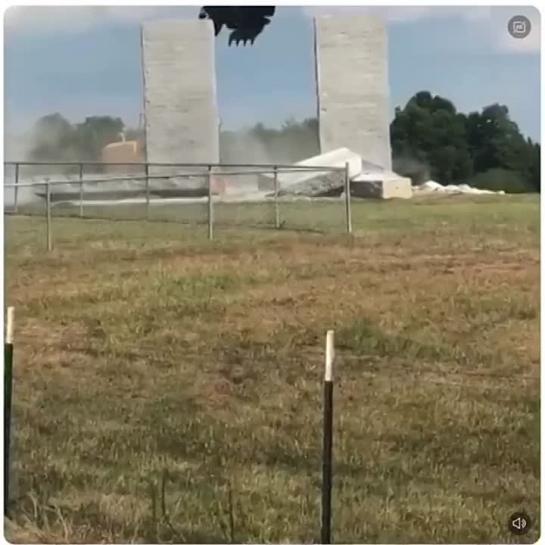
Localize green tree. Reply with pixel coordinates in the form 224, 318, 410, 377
391, 92, 540, 192
466, 104, 540, 192
29, 114, 124, 163
73, 116, 125, 161
390, 91, 473, 184
28, 113, 76, 162
527, 139, 541, 192
467, 104, 531, 172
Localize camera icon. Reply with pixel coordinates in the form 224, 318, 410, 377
508, 16, 531, 39
513, 21, 527, 34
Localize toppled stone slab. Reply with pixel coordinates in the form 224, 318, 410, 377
351, 171, 412, 199
30, 171, 225, 203
258, 148, 362, 196
259, 149, 412, 200
277, 171, 344, 197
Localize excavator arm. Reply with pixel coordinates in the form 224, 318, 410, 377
199, 6, 276, 46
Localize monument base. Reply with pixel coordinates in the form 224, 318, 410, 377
351, 176, 413, 199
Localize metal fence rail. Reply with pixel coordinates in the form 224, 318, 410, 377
4, 160, 347, 169
4, 160, 352, 250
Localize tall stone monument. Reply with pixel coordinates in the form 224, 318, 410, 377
141, 20, 220, 171
314, 15, 392, 170
141, 15, 392, 173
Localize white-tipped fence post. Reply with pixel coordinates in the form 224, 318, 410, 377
273, 166, 280, 229
344, 162, 352, 234
46, 180, 52, 251
4, 306, 15, 517
321, 330, 335, 544
207, 165, 214, 240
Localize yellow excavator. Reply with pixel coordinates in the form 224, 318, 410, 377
101, 134, 144, 174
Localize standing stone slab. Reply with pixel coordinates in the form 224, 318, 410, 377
142, 20, 219, 173
314, 16, 392, 170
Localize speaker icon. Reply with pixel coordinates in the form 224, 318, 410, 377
509, 512, 531, 535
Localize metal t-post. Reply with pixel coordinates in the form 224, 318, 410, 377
344, 162, 352, 234
4, 307, 14, 518
321, 330, 335, 544
274, 166, 280, 229
207, 165, 214, 240
14, 163, 19, 214
79, 163, 84, 218
46, 180, 52, 251
145, 163, 150, 221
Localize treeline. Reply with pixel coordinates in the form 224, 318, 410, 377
390, 91, 540, 192
224, 92, 540, 192
24, 113, 144, 175
28, 113, 138, 162
26, 91, 540, 192
25, 113, 317, 165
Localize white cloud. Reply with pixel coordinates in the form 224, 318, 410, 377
6, 5, 540, 55
4, 6, 197, 36
301, 6, 493, 24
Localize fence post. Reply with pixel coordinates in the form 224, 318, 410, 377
344, 162, 352, 234
4, 306, 14, 517
145, 163, 150, 221
321, 330, 335, 544
207, 165, 214, 240
274, 166, 280, 229
79, 163, 84, 218
46, 180, 52, 251
13, 163, 19, 214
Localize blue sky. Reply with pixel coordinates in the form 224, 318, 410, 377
4, 5, 541, 155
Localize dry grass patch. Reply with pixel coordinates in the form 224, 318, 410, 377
4, 195, 539, 543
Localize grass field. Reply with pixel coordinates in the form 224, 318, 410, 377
4, 194, 540, 543
11, 195, 350, 234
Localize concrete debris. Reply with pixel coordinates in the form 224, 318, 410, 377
415, 180, 506, 195
16, 150, 512, 206
24, 173, 223, 204
28, 147, 413, 203
259, 148, 412, 199
351, 160, 412, 199
258, 147, 361, 196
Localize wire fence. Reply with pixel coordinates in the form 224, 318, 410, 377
4, 161, 352, 249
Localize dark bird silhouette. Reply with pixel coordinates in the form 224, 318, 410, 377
198, 6, 275, 46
